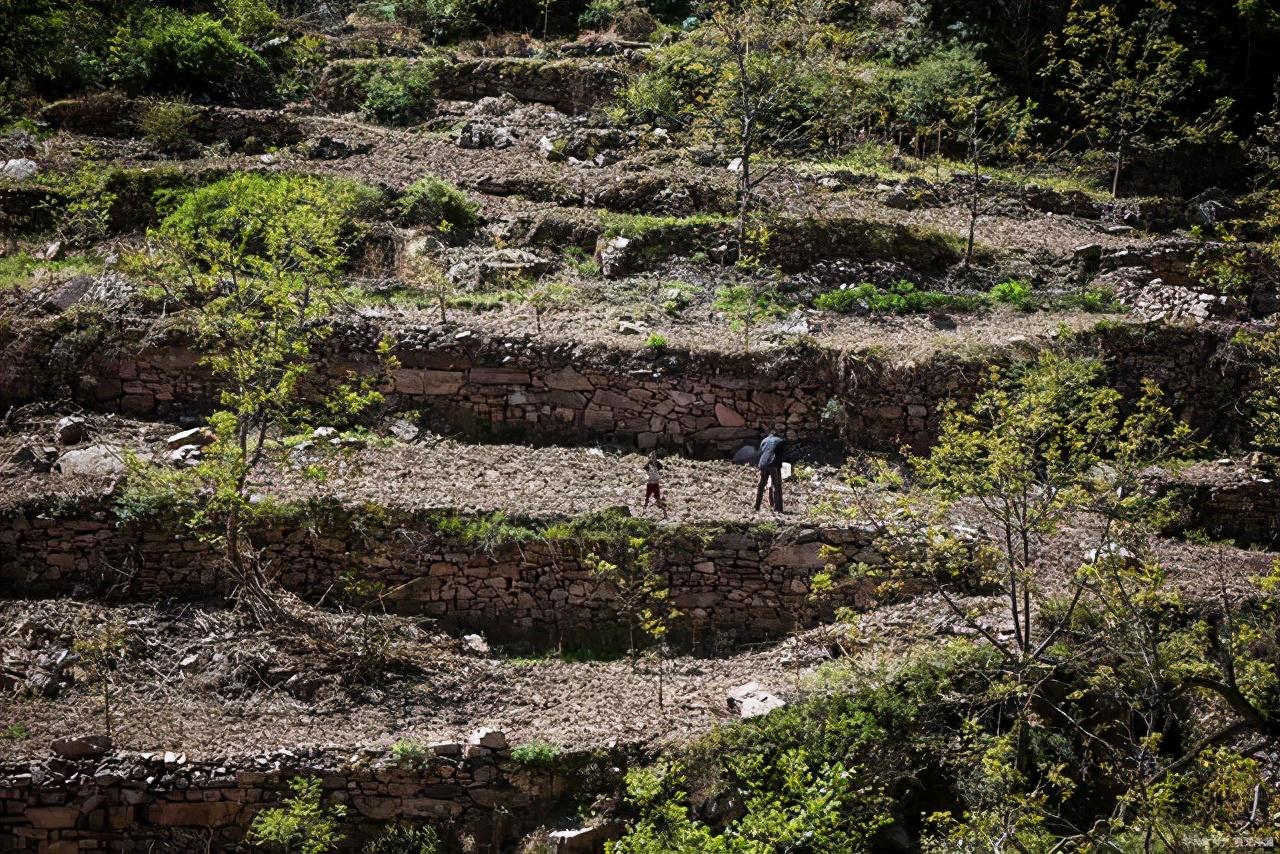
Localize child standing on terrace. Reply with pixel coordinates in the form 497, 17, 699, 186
643, 451, 669, 518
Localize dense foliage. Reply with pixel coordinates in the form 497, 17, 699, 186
615, 356, 1280, 850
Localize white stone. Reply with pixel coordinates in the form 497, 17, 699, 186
1, 158, 39, 180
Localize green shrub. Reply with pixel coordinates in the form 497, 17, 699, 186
363, 824, 442, 854
1060, 286, 1123, 313
988, 278, 1034, 310
108, 9, 269, 99
644, 332, 668, 350
814, 280, 986, 314
217, 0, 282, 41
1, 723, 28, 740
563, 245, 601, 277
357, 58, 443, 126
156, 173, 384, 266
812, 287, 861, 313
390, 739, 430, 770
396, 176, 479, 230
138, 99, 200, 155
247, 776, 346, 854
510, 739, 563, 767
389, 0, 483, 42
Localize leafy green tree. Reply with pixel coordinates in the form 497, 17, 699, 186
402, 250, 458, 324
1044, 0, 1233, 197
713, 281, 784, 352
624, 0, 840, 248
948, 82, 1038, 272
124, 174, 392, 622
521, 279, 576, 334
248, 776, 346, 854
72, 620, 129, 738
833, 355, 1280, 846
585, 533, 680, 706
586, 535, 678, 656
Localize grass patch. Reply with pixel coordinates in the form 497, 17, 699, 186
600, 211, 731, 239
563, 245, 600, 277
510, 739, 563, 767
795, 146, 1109, 199
0, 253, 102, 288
1, 723, 29, 740
814, 280, 987, 314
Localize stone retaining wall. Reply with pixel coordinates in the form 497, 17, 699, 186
318, 56, 629, 115
0, 501, 882, 651
0, 740, 612, 852
0, 318, 1259, 457
1164, 462, 1280, 549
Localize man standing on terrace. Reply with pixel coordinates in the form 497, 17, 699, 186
754, 428, 787, 513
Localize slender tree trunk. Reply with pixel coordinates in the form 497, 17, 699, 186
103, 679, 112, 738
1111, 132, 1126, 199
738, 123, 752, 255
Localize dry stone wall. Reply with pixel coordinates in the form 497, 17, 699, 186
318, 56, 629, 115
0, 739, 610, 852
0, 317, 1260, 457
0, 500, 882, 650
1162, 461, 1280, 549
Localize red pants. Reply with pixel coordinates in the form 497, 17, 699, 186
645, 483, 662, 502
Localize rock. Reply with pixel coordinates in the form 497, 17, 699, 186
42, 274, 96, 312
715, 403, 745, 427
598, 235, 633, 278
617, 320, 646, 335
1084, 542, 1138, 568
1104, 224, 1134, 235
928, 312, 956, 330
167, 445, 202, 466
544, 366, 594, 392
51, 733, 112, 760
53, 415, 86, 446
461, 634, 491, 655
1, 158, 39, 180
538, 135, 564, 161
4, 444, 58, 473
39, 240, 65, 261
165, 427, 215, 450
448, 248, 551, 288
313, 426, 338, 439
727, 157, 742, 173
732, 445, 758, 465
467, 728, 508, 750
56, 444, 125, 478
727, 683, 786, 718
550, 824, 621, 853
388, 419, 419, 442
884, 185, 914, 210
1072, 243, 1103, 266
299, 135, 370, 160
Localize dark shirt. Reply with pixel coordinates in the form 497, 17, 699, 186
757, 435, 786, 469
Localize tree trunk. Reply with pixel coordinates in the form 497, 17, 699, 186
1111, 133, 1126, 199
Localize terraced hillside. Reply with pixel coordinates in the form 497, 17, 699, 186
2, 1, 1280, 852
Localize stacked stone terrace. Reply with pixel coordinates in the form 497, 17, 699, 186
2, 16, 1277, 854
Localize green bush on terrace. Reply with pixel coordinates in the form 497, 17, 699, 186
154, 172, 385, 268
814, 280, 986, 314
107, 7, 270, 98
396, 176, 480, 230
355, 57, 447, 126
600, 212, 732, 240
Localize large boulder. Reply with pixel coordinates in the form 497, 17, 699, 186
51, 733, 112, 759
56, 444, 125, 478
